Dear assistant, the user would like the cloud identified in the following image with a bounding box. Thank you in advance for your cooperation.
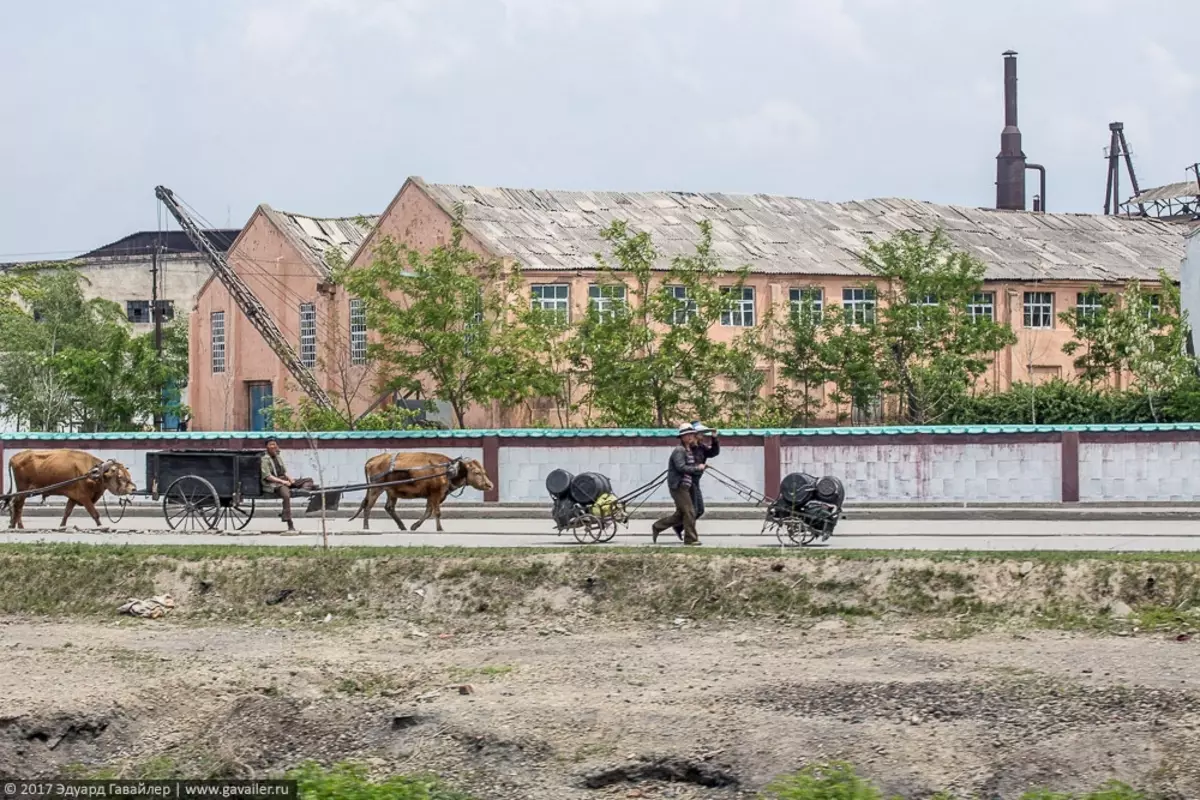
[708,100,821,153]
[788,0,870,61]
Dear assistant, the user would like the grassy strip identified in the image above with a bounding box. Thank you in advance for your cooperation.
[66,759,1159,799]
[2,543,1199,631]
[3,541,1200,562]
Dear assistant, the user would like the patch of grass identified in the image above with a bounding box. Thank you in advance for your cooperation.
[331,671,413,697]
[289,760,476,800]
[760,762,1148,800]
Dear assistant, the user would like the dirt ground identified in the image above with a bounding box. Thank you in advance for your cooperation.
[1,617,1197,799]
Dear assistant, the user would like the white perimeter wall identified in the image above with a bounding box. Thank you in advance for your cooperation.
[1080,442,1200,501]
[498,445,764,503]
[782,442,1062,502]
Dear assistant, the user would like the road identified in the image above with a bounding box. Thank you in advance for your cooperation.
[2,515,1199,551]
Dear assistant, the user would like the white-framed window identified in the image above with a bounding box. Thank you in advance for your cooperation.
[968,292,995,322]
[210,311,226,374]
[1076,291,1105,321]
[667,285,697,325]
[721,286,755,327]
[843,287,876,325]
[531,284,570,324]
[299,302,317,368]
[1023,291,1054,329]
[1147,293,1163,320]
[789,287,823,323]
[588,284,627,319]
[349,298,367,366]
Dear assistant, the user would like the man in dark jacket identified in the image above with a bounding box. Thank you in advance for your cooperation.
[651,424,706,545]
[672,421,720,541]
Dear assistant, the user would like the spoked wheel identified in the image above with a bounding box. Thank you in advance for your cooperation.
[593,515,618,544]
[786,520,819,547]
[572,514,600,545]
[163,476,221,531]
[103,494,131,525]
[220,499,256,531]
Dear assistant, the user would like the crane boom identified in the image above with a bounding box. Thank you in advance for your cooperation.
[155,185,335,412]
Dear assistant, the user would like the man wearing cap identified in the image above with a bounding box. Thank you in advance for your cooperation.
[260,437,316,531]
[650,424,706,545]
[672,421,720,541]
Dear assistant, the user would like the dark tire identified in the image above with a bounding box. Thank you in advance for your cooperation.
[779,473,817,506]
[815,475,845,506]
[163,476,221,531]
[569,473,613,506]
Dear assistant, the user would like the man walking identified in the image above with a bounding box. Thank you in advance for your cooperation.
[673,421,720,541]
[260,437,317,532]
[651,424,706,546]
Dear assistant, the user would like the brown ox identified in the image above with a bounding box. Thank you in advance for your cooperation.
[348,452,493,532]
[6,449,137,529]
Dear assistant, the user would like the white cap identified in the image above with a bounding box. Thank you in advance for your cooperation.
[677,423,694,436]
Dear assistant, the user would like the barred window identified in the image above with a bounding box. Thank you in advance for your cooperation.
[211,311,226,373]
[349,298,367,366]
[299,302,317,368]
[1076,291,1105,321]
[588,284,627,319]
[667,285,697,325]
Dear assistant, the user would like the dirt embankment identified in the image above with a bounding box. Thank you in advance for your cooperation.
[1,547,1199,798]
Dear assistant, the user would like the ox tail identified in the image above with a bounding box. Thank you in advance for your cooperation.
[347,460,375,522]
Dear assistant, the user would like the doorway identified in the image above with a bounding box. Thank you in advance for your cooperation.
[246,382,274,431]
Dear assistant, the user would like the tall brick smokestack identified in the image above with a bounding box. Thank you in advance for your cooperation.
[996,50,1027,210]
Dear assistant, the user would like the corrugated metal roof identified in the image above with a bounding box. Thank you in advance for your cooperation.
[422,183,1188,282]
[6,423,1200,441]
[1128,181,1200,205]
[261,207,378,278]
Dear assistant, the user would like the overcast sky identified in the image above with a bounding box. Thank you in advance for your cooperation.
[2,0,1196,257]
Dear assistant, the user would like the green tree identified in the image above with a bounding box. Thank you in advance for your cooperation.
[340,207,560,428]
[776,288,834,426]
[570,220,749,427]
[808,229,1016,424]
[0,269,189,431]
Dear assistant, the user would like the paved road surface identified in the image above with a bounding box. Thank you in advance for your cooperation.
[2,516,1199,551]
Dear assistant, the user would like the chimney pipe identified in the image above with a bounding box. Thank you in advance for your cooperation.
[996,50,1027,211]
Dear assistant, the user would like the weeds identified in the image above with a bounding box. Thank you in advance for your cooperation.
[288,761,475,800]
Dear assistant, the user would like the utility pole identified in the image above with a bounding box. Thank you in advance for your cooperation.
[151,242,163,430]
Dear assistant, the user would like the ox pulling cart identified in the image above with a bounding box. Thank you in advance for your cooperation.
[101,448,472,532]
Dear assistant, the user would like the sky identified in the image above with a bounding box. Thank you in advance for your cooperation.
[2,0,1197,258]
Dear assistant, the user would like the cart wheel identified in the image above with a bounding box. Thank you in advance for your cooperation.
[793,522,820,547]
[594,516,618,544]
[573,514,600,545]
[221,498,256,531]
[103,494,131,525]
[163,476,221,531]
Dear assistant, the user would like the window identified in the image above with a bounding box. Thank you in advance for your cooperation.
[967,292,995,322]
[299,302,317,368]
[349,298,367,366]
[1076,291,1105,321]
[913,293,938,329]
[210,311,226,373]
[155,300,175,322]
[843,287,876,325]
[531,284,570,324]
[126,300,151,324]
[588,284,627,319]
[1023,291,1054,329]
[667,285,697,325]
[1147,294,1162,320]
[721,286,755,327]
[789,288,823,323]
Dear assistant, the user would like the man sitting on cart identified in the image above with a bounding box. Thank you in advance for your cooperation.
[261,437,317,531]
